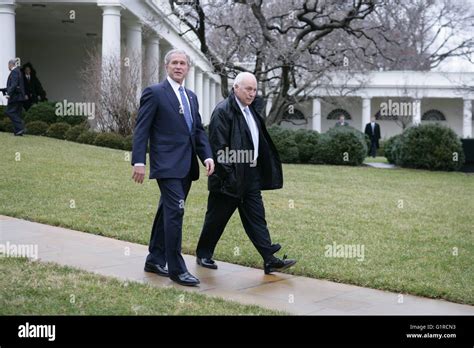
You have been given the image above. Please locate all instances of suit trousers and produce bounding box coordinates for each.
[146,173,192,276]
[5,102,24,134]
[196,166,275,263]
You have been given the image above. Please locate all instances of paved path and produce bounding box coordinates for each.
[365,162,397,169]
[1,215,472,315]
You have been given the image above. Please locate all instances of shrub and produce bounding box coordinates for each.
[65,124,89,142]
[0,105,6,117]
[0,118,14,133]
[76,130,97,145]
[25,121,49,136]
[293,129,320,163]
[123,135,133,151]
[94,132,125,150]
[377,139,385,157]
[384,134,402,164]
[322,127,367,165]
[396,124,464,171]
[267,125,299,163]
[310,133,330,164]
[24,102,58,125]
[46,122,71,139]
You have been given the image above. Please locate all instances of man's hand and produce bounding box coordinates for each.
[132,165,146,184]
[204,158,215,176]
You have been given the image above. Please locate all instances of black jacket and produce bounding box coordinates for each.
[6,67,26,104]
[208,91,283,198]
[364,122,381,148]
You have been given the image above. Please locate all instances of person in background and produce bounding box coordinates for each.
[335,115,350,127]
[3,59,26,136]
[22,62,47,111]
[365,116,381,158]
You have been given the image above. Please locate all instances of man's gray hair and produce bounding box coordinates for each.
[8,59,17,66]
[164,49,191,66]
[233,72,257,88]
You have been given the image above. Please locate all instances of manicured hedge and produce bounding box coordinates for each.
[25,121,49,136]
[396,124,464,171]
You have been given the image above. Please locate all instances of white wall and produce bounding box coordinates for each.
[279,97,470,139]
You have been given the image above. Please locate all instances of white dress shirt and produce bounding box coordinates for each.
[235,96,259,162]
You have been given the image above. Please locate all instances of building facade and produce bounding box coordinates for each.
[0,0,222,125]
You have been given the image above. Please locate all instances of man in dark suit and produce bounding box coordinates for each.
[3,59,26,136]
[335,115,349,127]
[364,116,381,157]
[195,72,297,274]
[131,49,214,287]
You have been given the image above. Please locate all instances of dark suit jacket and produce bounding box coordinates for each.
[6,67,26,104]
[131,79,212,181]
[365,122,381,147]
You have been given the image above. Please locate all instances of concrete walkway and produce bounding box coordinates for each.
[1,215,473,315]
[365,162,397,169]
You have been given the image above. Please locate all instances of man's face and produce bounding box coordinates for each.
[339,116,345,123]
[8,63,14,71]
[234,77,257,106]
[165,53,189,84]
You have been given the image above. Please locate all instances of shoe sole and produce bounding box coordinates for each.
[144,265,169,277]
[196,259,218,270]
[170,278,200,287]
[264,260,297,275]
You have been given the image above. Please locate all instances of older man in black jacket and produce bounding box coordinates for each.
[3,59,26,136]
[196,72,296,274]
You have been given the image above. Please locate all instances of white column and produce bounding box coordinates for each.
[144,36,160,87]
[215,82,221,103]
[209,80,216,112]
[266,96,273,117]
[412,99,421,125]
[125,20,142,99]
[362,97,371,131]
[463,99,472,138]
[202,74,210,125]
[185,65,195,91]
[195,68,204,115]
[311,98,321,132]
[99,3,122,66]
[0,1,16,106]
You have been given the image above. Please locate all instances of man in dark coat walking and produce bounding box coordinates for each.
[196,72,296,274]
[3,59,26,136]
[364,116,381,157]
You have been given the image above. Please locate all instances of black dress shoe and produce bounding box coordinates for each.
[14,130,24,136]
[144,262,169,277]
[264,255,297,275]
[196,257,218,269]
[170,272,200,286]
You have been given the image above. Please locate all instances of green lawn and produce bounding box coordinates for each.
[0,133,473,305]
[0,257,280,315]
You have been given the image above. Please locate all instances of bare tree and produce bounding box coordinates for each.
[79,49,143,136]
[168,0,385,125]
[367,0,474,70]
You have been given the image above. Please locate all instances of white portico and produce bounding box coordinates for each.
[282,71,474,139]
[0,0,222,124]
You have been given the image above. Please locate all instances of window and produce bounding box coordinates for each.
[327,108,352,120]
[422,109,446,121]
